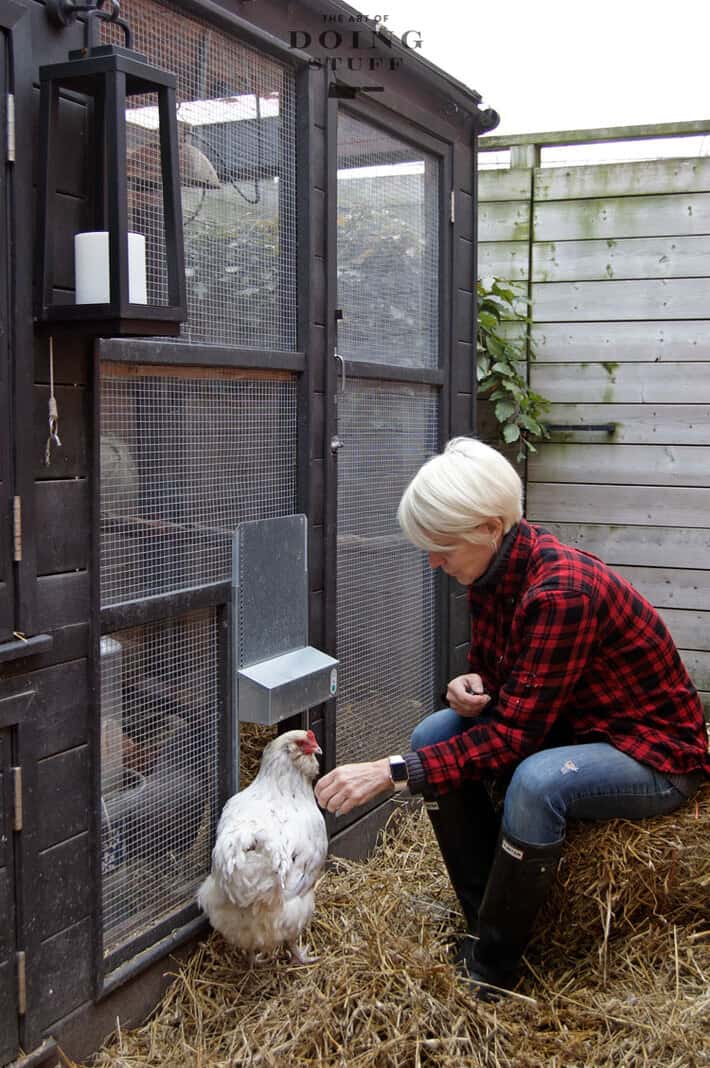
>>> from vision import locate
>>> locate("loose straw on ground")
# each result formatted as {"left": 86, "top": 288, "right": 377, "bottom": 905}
{"left": 72, "top": 742, "right": 709, "bottom": 1068}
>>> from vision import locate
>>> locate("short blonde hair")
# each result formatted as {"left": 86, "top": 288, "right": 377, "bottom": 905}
{"left": 397, "top": 437, "right": 523, "bottom": 552}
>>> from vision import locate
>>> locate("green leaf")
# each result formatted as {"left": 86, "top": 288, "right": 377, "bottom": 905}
{"left": 519, "top": 414, "right": 541, "bottom": 434}
{"left": 495, "top": 400, "right": 516, "bottom": 421}
{"left": 502, "top": 423, "right": 521, "bottom": 443}
{"left": 490, "top": 361, "right": 514, "bottom": 377}
{"left": 478, "top": 311, "right": 498, "bottom": 332}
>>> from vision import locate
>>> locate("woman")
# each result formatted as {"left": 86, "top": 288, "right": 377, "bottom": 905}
{"left": 315, "top": 437, "right": 709, "bottom": 998}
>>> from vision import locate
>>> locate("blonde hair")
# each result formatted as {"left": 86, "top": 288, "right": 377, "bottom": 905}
{"left": 397, "top": 437, "right": 523, "bottom": 552}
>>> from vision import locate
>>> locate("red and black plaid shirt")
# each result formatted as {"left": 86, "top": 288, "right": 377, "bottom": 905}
{"left": 411, "top": 519, "right": 709, "bottom": 795}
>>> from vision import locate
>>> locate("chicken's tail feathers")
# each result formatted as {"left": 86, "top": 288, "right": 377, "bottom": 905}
{"left": 196, "top": 873, "right": 227, "bottom": 915}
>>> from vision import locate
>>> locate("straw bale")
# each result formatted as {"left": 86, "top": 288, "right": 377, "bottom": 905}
{"left": 73, "top": 782, "right": 709, "bottom": 1068}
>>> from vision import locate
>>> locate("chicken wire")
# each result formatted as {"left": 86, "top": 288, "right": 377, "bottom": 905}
{"left": 100, "top": 365, "right": 298, "bottom": 606}
{"left": 337, "top": 111, "right": 439, "bottom": 369}
{"left": 100, "top": 608, "right": 219, "bottom": 956}
{"left": 103, "top": 0, "right": 297, "bottom": 349}
{"left": 336, "top": 381, "right": 439, "bottom": 767}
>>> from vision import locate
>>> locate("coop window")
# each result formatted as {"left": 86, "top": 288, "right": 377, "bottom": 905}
{"left": 336, "top": 381, "right": 439, "bottom": 767}
{"left": 336, "top": 111, "right": 440, "bottom": 369}
{"left": 102, "top": 0, "right": 298, "bottom": 350}
{"left": 100, "top": 364, "right": 298, "bottom": 606}
{"left": 100, "top": 609, "right": 219, "bottom": 956}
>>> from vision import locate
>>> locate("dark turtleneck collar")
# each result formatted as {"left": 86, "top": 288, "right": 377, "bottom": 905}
{"left": 469, "top": 518, "right": 535, "bottom": 599}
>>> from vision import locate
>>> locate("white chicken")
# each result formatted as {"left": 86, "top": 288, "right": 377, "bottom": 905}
{"left": 197, "top": 729, "right": 327, "bottom": 966}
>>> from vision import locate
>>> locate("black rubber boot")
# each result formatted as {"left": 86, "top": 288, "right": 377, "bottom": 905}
{"left": 459, "top": 830, "right": 564, "bottom": 998}
{"left": 424, "top": 781, "right": 501, "bottom": 935}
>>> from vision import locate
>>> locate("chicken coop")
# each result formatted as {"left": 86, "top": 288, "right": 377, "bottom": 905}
{"left": 0, "top": 0, "right": 496, "bottom": 1062}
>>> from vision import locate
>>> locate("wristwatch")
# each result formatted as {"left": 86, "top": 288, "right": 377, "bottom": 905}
{"left": 388, "top": 754, "right": 409, "bottom": 793}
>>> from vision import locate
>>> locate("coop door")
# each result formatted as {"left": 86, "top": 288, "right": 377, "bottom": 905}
{"left": 0, "top": 728, "right": 19, "bottom": 1064}
{"left": 333, "top": 108, "right": 444, "bottom": 782}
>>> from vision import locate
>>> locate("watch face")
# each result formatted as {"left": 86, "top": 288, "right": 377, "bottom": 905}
{"left": 389, "top": 757, "right": 408, "bottom": 783}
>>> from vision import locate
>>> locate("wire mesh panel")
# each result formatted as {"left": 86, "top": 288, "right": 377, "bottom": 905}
{"left": 337, "top": 111, "right": 440, "bottom": 368}
{"left": 100, "top": 608, "right": 219, "bottom": 955}
{"left": 100, "top": 364, "right": 298, "bottom": 606}
{"left": 336, "top": 382, "right": 439, "bottom": 766}
{"left": 103, "top": 0, "right": 298, "bottom": 349}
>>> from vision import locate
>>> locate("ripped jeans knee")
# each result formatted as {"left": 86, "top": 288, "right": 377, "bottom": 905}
{"left": 502, "top": 743, "right": 691, "bottom": 847}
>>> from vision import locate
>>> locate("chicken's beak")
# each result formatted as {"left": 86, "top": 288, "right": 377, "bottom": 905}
{"left": 314, "top": 744, "right": 323, "bottom": 757}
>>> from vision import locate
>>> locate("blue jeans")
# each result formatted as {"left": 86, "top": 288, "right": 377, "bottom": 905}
{"left": 411, "top": 708, "right": 698, "bottom": 847}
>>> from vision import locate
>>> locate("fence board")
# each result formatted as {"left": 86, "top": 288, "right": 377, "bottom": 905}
{"left": 538, "top": 522, "right": 710, "bottom": 570}
{"left": 533, "top": 234, "right": 710, "bottom": 282}
{"left": 478, "top": 241, "right": 529, "bottom": 281}
{"left": 531, "top": 278, "right": 710, "bottom": 322}
{"left": 534, "top": 191, "right": 710, "bottom": 240}
{"left": 678, "top": 650, "right": 710, "bottom": 691}
{"left": 478, "top": 170, "right": 531, "bottom": 202}
{"left": 532, "top": 360, "right": 710, "bottom": 403}
{"left": 612, "top": 565, "right": 710, "bottom": 612}
{"left": 657, "top": 608, "right": 710, "bottom": 652}
{"left": 527, "top": 482, "right": 710, "bottom": 528}
{"left": 535, "top": 156, "right": 710, "bottom": 201}
{"left": 542, "top": 404, "right": 710, "bottom": 445}
{"left": 528, "top": 443, "right": 710, "bottom": 487}
{"left": 532, "top": 321, "right": 710, "bottom": 362}
{"left": 479, "top": 201, "right": 531, "bottom": 242}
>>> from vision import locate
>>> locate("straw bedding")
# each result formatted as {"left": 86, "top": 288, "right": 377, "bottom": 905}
{"left": 75, "top": 737, "right": 709, "bottom": 1068}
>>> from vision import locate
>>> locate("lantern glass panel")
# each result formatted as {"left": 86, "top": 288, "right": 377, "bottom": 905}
{"left": 103, "top": 0, "right": 298, "bottom": 351}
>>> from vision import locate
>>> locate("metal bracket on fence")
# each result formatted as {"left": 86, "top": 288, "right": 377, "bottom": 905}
{"left": 546, "top": 424, "right": 616, "bottom": 434}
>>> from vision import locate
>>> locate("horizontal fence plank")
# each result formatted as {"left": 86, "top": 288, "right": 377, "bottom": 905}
{"left": 478, "top": 241, "right": 529, "bottom": 281}
{"left": 531, "top": 320, "right": 710, "bottom": 362}
{"left": 534, "top": 191, "right": 710, "bottom": 241}
{"left": 531, "top": 278, "right": 710, "bottom": 322}
{"left": 537, "top": 522, "right": 710, "bottom": 570}
{"left": 533, "top": 234, "right": 710, "bottom": 282}
{"left": 613, "top": 565, "right": 710, "bottom": 612}
{"left": 541, "top": 404, "right": 710, "bottom": 445}
{"left": 657, "top": 608, "right": 710, "bottom": 653}
{"left": 534, "top": 156, "right": 710, "bottom": 202}
{"left": 528, "top": 443, "right": 710, "bottom": 487}
{"left": 678, "top": 650, "right": 710, "bottom": 692}
{"left": 478, "top": 169, "right": 531, "bottom": 202}
{"left": 527, "top": 482, "right": 710, "bottom": 528}
{"left": 532, "top": 360, "right": 710, "bottom": 403}
{"left": 479, "top": 201, "right": 531, "bottom": 243}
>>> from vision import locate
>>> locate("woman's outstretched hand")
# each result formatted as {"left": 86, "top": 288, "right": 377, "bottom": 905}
{"left": 315, "top": 758, "right": 392, "bottom": 817}
{"left": 446, "top": 673, "right": 491, "bottom": 716}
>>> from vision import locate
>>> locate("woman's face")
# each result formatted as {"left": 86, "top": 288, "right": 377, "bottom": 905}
{"left": 426, "top": 522, "right": 502, "bottom": 586}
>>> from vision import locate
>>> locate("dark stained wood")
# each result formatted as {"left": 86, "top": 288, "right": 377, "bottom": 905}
{"left": 452, "top": 341, "right": 474, "bottom": 395}
{"left": 33, "top": 384, "right": 90, "bottom": 481}
{"left": 35, "top": 832, "right": 92, "bottom": 941}
{"left": 0, "top": 727, "right": 19, "bottom": 1064}
{"left": 33, "top": 744, "right": 90, "bottom": 852}
{"left": 35, "top": 479, "right": 90, "bottom": 574}
{"left": 35, "top": 571, "right": 90, "bottom": 630}
{"left": 455, "top": 287, "right": 474, "bottom": 344}
{"left": 31, "top": 917, "right": 93, "bottom": 1034}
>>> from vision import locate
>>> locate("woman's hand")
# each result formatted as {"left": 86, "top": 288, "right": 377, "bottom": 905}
{"left": 315, "top": 758, "right": 392, "bottom": 816}
{"left": 446, "top": 673, "right": 491, "bottom": 717}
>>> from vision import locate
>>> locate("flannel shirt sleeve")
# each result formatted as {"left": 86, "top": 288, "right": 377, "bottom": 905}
{"left": 412, "top": 590, "right": 598, "bottom": 794}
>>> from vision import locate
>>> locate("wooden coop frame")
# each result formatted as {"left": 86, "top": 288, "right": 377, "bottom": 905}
{"left": 0, "top": 0, "right": 495, "bottom": 1063}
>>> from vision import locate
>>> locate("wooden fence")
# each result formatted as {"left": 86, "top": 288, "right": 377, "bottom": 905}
{"left": 478, "top": 121, "right": 710, "bottom": 716}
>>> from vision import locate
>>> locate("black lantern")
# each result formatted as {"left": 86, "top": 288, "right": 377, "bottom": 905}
{"left": 36, "top": 0, "right": 187, "bottom": 336}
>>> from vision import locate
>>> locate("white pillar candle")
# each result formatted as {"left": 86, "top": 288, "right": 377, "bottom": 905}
{"left": 74, "top": 230, "right": 148, "bottom": 305}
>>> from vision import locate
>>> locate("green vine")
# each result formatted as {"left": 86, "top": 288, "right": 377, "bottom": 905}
{"left": 476, "top": 276, "right": 550, "bottom": 461}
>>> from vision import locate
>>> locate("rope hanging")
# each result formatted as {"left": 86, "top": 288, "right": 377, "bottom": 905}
{"left": 44, "top": 336, "right": 62, "bottom": 465}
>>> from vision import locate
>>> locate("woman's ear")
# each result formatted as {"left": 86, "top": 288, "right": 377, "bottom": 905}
{"left": 480, "top": 517, "right": 505, "bottom": 543}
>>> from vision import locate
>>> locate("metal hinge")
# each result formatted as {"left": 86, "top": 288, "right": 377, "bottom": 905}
{"left": 16, "top": 951, "right": 26, "bottom": 1014}
{"left": 11, "top": 766, "right": 22, "bottom": 831}
{"left": 6, "top": 93, "right": 15, "bottom": 162}
{"left": 450, "top": 190, "right": 455, "bottom": 224}
{"left": 13, "top": 496, "right": 21, "bottom": 562}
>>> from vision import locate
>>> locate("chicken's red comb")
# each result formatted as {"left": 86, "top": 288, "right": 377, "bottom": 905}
{"left": 298, "top": 729, "right": 321, "bottom": 754}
